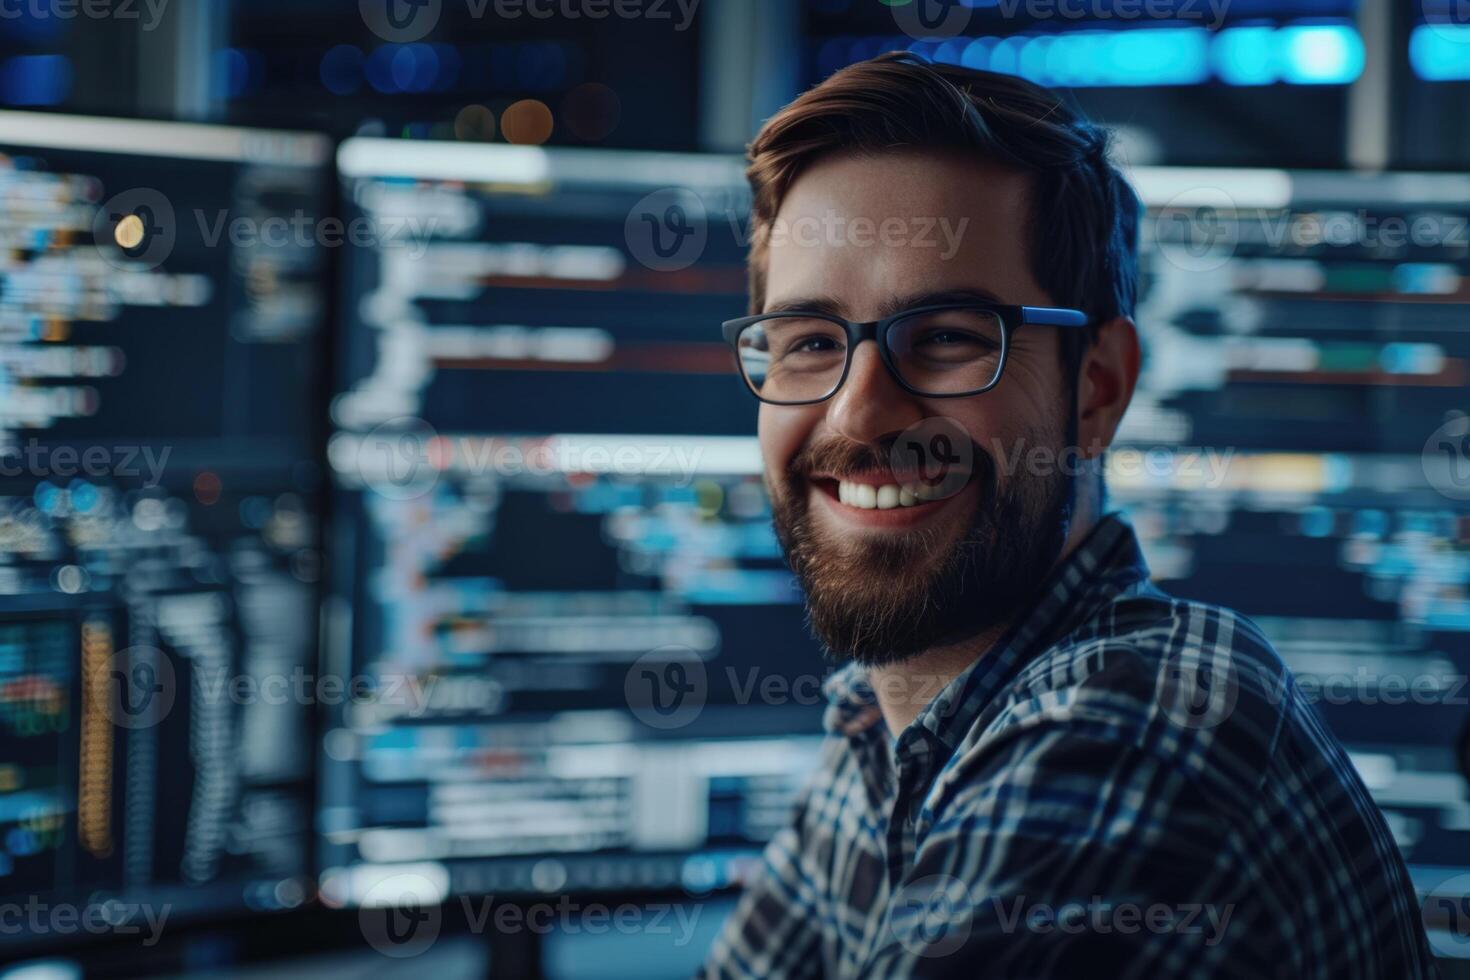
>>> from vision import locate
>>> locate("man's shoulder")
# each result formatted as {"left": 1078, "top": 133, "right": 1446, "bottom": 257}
{"left": 965, "top": 586, "right": 1302, "bottom": 794}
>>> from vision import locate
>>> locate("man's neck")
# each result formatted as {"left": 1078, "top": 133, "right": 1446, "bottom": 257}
{"left": 867, "top": 631, "right": 1006, "bottom": 736}
{"left": 867, "top": 511, "right": 1102, "bottom": 737}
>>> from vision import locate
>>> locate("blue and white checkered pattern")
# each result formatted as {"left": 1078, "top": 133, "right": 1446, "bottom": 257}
{"left": 701, "top": 513, "right": 1438, "bottom": 979}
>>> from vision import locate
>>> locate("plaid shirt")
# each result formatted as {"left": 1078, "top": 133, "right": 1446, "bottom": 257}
{"left": 701, "top": 513, "right": 1438, "bottom": 979}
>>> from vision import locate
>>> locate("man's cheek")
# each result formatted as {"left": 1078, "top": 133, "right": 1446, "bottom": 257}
{"left": 758, "top": 408, "right": 815, "bottom": 480}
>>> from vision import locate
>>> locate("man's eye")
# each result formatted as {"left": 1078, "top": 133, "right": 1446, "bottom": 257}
{"left": 919, "top": 330, "right": 991, "bottom": 348}
{"left": 789, "top": 335, "right": 842, "bottom": 354}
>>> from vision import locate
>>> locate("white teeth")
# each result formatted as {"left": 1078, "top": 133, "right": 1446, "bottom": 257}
{"left": 835, "top": 480, "right": 927, "bottom": 510}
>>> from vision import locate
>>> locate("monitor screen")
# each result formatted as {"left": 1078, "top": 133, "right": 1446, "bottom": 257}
{"left": 0, "top": 111, "right": 331, "bottom": 950}
{"left": 323, "top": 141, "right": 827, "bottom": 906}
{"left": 323, "top": 142, "right": 1470, "bottom": 916}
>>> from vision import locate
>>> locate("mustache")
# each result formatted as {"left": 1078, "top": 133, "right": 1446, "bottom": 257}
{"left": 786, "top": 433, "right": 990, "bottom": 487}
{"left": 788, "top": 436, "right": 895, "bottom": 481}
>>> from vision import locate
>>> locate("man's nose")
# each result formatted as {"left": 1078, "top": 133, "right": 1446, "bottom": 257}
{"left": 823, "top": 342, "right": 926, "bottom": 446}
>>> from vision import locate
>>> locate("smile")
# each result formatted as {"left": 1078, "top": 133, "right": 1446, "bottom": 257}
{"left": 835, "top": 479, "right": 946, "bottom": 509}
{"left": 807, "top": 472, "right": 972, "bottom": 527}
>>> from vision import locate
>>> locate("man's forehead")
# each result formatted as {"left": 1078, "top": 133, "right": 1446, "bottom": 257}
{"left": 761, "top": 152, "right": 1039, "bottom": 317}
{"left": 772, "top": 150, "right": 1032, "bottom": 222}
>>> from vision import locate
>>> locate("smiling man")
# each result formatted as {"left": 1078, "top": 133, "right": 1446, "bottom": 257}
{"left": 700, "top": 54, "right": 1437, "bottom": 980}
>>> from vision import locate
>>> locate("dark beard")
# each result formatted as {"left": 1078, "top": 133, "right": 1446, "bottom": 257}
{"left": 769, "top": 425, "right": 1077, "bottom": 668}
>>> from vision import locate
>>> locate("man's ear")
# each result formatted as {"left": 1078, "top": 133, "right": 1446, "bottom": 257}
{"left": 1075, "top": 316, "right": 1140, "bottom": 458}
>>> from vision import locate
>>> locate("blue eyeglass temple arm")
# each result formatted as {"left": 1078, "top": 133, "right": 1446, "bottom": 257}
{"left": 1020, "top": 306, "right": 1090, "bottom": 328}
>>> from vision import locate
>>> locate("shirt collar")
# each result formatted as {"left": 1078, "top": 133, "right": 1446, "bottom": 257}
{"left": 820, "top": 512, "right": 1151, "bottom": 750}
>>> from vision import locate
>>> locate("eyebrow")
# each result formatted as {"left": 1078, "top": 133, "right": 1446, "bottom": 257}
{"left": 762, "top": 288, "right": 1007, "bottom": 320}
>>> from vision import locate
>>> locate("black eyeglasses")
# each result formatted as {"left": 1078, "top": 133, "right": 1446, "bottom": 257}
{"left": 721, "top": 302, "right": 1091, "bottom": 405}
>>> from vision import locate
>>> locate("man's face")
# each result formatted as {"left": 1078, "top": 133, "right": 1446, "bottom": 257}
{"left": 758, "top": 151, "right": 1078, "bottom": 666}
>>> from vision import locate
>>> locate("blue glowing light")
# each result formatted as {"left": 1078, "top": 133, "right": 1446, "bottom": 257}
{"left": 1279, "top": 24, "right": 1364, "bottom": 84}
{"left": 833, "top": 19, "right": 1368, "bottom": 87}
{"left": 320, "top": 44, "right": 365, "bottom": 96}
{"left": 211, "top": 48, "right": 257, "bottom": 100}
{"left": 1213, "top": 25, "right": 1278, "bottom": 85}
{"left": 1410, "top": 24, "right": 1470, "bottom": 81}
{"left": 0, "top": 54, "right": 72, "bottom": 107}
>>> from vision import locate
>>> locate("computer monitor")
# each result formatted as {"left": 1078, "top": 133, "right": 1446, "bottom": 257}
{"left": 323, "top": 142, "right": 1470, "bottom": 953}
{"left": 1132, "top": 167, "right": 1470, "bottom": 956}
{"left": 0, "top": 111, "right": 332, "bottom": 953}
{"left": 322, "top": 141, "right": 827, "bottom": 907}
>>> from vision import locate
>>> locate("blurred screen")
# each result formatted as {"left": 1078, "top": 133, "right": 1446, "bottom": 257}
{"left": 321, "top": 141, "right": 1470, "bottom": 909}
{"left": 321, "top": 141, "right": 827, "bottom": 905}
{"left": 0, "top": 111, "right": 331, "bottom": 950}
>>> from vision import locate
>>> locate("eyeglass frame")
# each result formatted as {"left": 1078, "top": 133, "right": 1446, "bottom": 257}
{"left": 720, "top": 302, "right": 1092, "bottom": 405}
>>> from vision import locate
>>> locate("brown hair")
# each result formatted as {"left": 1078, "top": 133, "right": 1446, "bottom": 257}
{"left": 744, "top": 51, "right": 1141, "bottom": 386}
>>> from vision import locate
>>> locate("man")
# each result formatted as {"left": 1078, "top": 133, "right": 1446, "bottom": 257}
{"left": 700, "top": 53, "right": 1437, "bottom": 979}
